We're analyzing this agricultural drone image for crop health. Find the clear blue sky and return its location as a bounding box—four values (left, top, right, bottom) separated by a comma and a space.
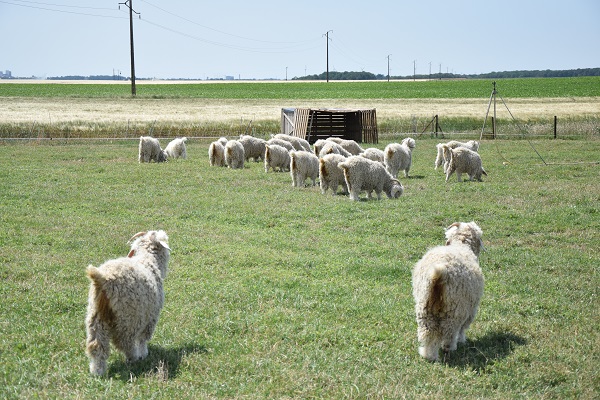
1, 0, 599, 79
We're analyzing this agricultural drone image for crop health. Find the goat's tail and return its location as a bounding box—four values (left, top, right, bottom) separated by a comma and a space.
86, 265, 106, 289
319, 158, 328, 179
290, 152, 297, 171
425, 266, 446, 314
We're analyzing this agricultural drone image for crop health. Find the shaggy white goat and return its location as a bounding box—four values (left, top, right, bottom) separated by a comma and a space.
85, 230, 171, 375
338, 155, 404, 201
264, 144, 291, 172
164, 137, 188, 160
290, 150, 319, 187
435, 140, 480, 171
319, 153, 348, 195
138, 136, 167, 163
360, 147, 385, 164
412, 221, 484, 362
318, 141, 353, 158
443, 146, 487, 182
273, 133, 311, 152
312, 139, 328, 157
326, 138, 364, 155
267, 138, 295, 151
224, 140, 245, 169
384, 137, 415, 178
208, 141, 225, 167
239, 135, 267, 162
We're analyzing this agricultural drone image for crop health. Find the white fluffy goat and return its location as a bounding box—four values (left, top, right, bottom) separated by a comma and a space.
264, 144, 291, 172
338, 155, 404, 201
412, 221, 484, 362
239, 135, 267, 162
224, 140, 245, 169
85, 230, 171, 375
318, 141, 353, 158
327, 138, 364, 155
164, 137, 188, 160
443, 146, 487, 182
290, 150, 319, 187
384, 137, 416, 178
360, 147, 385, 164
435, 140, 480, 171
267, 138, 295, 151
138, 136, 167, 163
208, 141, 225, 167
273, 133, 311, 152
319, 153, 348, 195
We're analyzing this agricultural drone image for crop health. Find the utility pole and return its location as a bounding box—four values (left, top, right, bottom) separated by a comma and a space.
413, 60, 416, 81
387, 54, 391, 82
119, 0, 139, 96
324, 30, 332, 82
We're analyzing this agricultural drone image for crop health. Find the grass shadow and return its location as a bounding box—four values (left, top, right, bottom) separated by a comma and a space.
108, 342, 207, 381
443, 330, 527, 372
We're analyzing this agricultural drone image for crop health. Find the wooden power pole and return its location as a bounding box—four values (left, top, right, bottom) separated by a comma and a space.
119, 0, 139, 96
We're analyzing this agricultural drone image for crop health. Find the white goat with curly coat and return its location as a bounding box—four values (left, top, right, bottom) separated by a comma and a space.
443, 145, 487, 182
85, 230, 171, 375
164, 137, 188, 160
412, 221, 484, 362
384, 137, 415, 178
338, 156, 404, 201
327, 138, 364, 155
239, 135, 267, 162
224, 140, 245, 169
264, 144, 291, 172
208, 141, 225, 167
290, 150, 319, 187
319, 153, 348, 195
435, 140, 480, 171
138, 136, 167, 163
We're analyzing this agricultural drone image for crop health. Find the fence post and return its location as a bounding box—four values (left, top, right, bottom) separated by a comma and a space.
554, 116, 557, 139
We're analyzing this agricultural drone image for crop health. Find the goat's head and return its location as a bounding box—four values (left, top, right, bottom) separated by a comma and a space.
127, 230, 170, 258
445, 221, 484, 255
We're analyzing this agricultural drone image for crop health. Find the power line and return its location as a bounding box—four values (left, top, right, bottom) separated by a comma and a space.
0, 0, 123, 17
139, 0, 318, 46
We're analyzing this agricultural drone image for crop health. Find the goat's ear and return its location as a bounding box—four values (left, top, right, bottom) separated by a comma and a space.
127, 249, 135, 258
159, 241, 171, 251
445, 239, 451, 246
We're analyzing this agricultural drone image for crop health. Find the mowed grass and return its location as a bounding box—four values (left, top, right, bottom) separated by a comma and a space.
2, 76, 600, 99
0, 138, 598, 398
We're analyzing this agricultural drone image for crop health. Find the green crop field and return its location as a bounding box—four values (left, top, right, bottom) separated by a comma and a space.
2, 76, 600, 99
0, 138, 598, 398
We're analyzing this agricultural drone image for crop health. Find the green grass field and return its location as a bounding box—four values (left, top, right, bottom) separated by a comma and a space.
2, 77, 600, 99
0, 138, 598, 398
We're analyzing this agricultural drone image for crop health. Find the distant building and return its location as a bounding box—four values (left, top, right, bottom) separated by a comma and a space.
0, 70, 12, 78
225, 75, 234, 80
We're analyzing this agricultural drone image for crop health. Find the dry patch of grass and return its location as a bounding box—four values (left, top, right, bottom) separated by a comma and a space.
1, 97, 598, 124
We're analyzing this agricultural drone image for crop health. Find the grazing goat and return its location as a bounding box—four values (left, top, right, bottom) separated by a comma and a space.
138, 136, 167, 163
338, 156, 403, 201
384, 138, 415, 178
443, 146, 487, 182
164, 137, 188, 160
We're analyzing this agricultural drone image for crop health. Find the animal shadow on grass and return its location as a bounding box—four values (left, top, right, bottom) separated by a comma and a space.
443, 330, 527, 372
108, 342, 207, 381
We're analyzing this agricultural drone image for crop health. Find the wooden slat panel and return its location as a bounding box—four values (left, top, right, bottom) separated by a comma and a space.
281, 108, 378, 144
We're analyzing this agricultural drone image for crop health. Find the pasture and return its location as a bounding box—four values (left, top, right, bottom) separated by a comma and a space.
0, 137, 598, 398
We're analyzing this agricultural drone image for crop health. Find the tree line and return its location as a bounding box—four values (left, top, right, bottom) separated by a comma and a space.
293, 68, 600, 81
